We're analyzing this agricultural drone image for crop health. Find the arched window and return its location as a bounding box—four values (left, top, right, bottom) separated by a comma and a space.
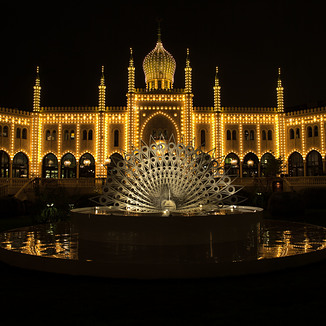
79, 153, 95, 178
244, 130, 249, 140
200, 129, 206, 147
52, 130, 56, 140
249, 130, 255, 140
226, 130, 231, 140
314, 125, 319, 137
16, 127, 21, 139
114, 130, 119, 147
12, 152, 28, 178
82, 130, 87, 140
3, 126, 8, 137
42, 153, 58, 178
289, 129, 294, 139
260, 152, 275, 177
288, 152, 304, 177
70, 130, 75, 140
262, 130, 266, 140
61, 153, 76, 178
88, 129, 93, 141
46, 130, 51, 140
307, 126, 312, 138
22, 128, 27, 139
224, 153, 240, 176
243, 152, 259, 177
64, 130, 69, 140
267, 130, 272, 140
306, 150, 323, 176
296, 128, 300, 139
0, 150, 10, 178
232, 130, 237, 140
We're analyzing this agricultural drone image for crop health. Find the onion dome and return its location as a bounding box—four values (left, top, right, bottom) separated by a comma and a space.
143, 30, 176, 90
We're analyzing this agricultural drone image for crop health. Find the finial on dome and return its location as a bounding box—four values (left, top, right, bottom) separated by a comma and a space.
157, 18, 162, 43
215, 66, 219, 78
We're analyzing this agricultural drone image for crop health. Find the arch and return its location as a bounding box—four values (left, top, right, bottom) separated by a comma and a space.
226, 130, 231, 140
79, 153, 95, 178
243, 152, 259, 177
314, 125, 319, 137
12, 152, 29, 178
46, 130, 51, 140
64, 130, 69, 140
249, 130, 255, 140
140, 112, 180, 143
224, 152, 240, 176
16, 127, 21, 139
82, 130, 87, 140
267, 130, 272, 140
200, 129, 206, 147
289, 128, 294, 139
262, 130, 266, 140
42, 153, 58, 178
244, 130, 249, 140
306, 150, 323, 176
260, 152, 275, 177
88, 129, 93, 141
295, 128, 300, 138
288, 151, 304, 176
3, 126, 8, 137
52, 130, 56, 140
232, 130, 237, 140
22, 128, 27, 139
61, 153, 76, 178
0, 150, 10, 178
307, 126, 312, 138
114, 129, 119, 147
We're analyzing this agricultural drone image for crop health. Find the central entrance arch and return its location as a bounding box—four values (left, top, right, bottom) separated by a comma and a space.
141, 113, 179, 144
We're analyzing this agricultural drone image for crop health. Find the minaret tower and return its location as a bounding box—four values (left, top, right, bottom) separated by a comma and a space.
276, 67, 284, 113
98, 65, 106, 111
184, 48, 192, 93
213, 66, 221, 112
33, 66, 41, 112
128, 47, 135, 93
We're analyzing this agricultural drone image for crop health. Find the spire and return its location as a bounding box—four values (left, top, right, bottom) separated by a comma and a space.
128, 47, 135, 93
157, 20, 162, 43
185, 48, 192, 93
276, 67, 284, 113
213, 66, 221, 112
33, 66, 41, 112
98, 65, 106, 111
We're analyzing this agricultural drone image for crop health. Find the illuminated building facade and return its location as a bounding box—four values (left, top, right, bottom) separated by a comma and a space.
0, 33, 326, 182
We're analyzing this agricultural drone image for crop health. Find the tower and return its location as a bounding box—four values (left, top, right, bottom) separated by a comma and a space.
276, 67, 284, 113
213, 66, 222, 157
276, 67, 285, 164
98, 65, 106, 111
184, 48, 192, 93
213, 66, 221, 112
33, 66, 41, 112
128, 48, 135, 93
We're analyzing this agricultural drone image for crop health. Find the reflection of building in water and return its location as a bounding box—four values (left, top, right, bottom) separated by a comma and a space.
1, 31, 326, 181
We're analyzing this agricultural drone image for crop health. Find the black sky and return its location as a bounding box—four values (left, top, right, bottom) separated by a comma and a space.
1, 0, 325, 110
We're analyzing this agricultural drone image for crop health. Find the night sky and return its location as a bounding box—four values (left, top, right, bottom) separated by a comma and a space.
1, 0, 325, 110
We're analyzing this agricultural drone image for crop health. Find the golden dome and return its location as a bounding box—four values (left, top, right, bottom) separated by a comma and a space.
143, 32, 176, 90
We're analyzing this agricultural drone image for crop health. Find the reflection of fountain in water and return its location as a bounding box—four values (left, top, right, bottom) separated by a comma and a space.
94, 136, 243, 215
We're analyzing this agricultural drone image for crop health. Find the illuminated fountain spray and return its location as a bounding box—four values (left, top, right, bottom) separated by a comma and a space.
96, 136, 242, 215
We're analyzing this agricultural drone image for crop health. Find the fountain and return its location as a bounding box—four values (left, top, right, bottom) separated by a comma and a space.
1, 138, 326, 278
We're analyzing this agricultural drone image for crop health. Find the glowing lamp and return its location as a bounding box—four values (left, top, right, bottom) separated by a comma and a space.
83, 159, 91, 166
231, 159, 238, 166
64, 160, 71, 167
247, 159, 254, 167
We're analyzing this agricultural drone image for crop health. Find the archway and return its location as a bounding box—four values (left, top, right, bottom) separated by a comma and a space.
288, 152, 304, 176
0, 150, 10, 178
79, 153, 95, 178
42, 153, 58, 178
141, 113, 179, 144
12, 152, 29, 178
224, 153, 240, 176
260, 152, 275, 177
243, 152, 259, 177
306, 150, 323, 176
61, 153, 76, 178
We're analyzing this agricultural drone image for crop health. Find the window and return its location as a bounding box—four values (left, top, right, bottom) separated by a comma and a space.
46, 130, 51, 140
250, 130, 254, 140
295, 128, 300, 139
307, 126, 312, 138
82, 130, 87, 140
114, 130, 119, 147
314, 125, 318, 137
267, 130, 272, 140
3, 126, 8, 137
22, 128, 27, 139
52, 130, 56, 140
289, 129, 294, 139
200, 129, 206, 147
88, 129, 93, 140
244, 130, 249, 140
262, 130, 266, 140
16, 127, 21, 139
64, 130, 69, 140
70, 130, 75, 140
226, 130, 231, 140
232, 130, 237, 140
